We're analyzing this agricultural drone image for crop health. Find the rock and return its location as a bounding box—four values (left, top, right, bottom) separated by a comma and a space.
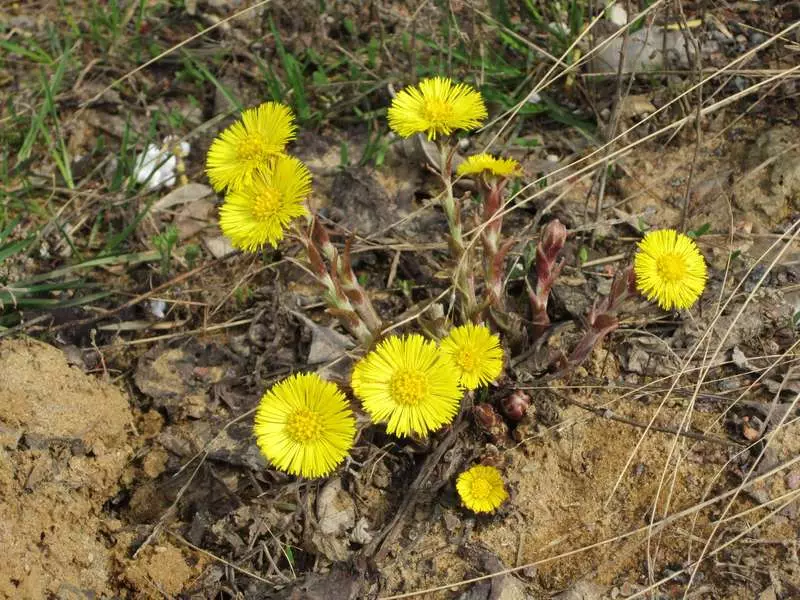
553, 580, 608, 600
590, 27, 691, 74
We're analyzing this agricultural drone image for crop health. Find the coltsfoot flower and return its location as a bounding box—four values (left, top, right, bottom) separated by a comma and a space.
634, 229, 707, 310
440, 323, 504, 390
351, 334, 462, 437
219, 154, 312, 251
206, 101, 296, 192
456, 153, 521, 180
456, 465, 508, 513
253, 372, 356, 479
388, 77, 488, 140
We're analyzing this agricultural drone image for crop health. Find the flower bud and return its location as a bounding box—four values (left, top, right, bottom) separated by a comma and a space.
473, 403, 502, 428
472, 403, 509, 446
540, 219, 567, 261
501, 390, 531, 421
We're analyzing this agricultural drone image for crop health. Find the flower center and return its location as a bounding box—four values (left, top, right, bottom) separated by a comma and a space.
423, 99, 453, 124
251, 187, 282, 221
655, 253, 687, 282
471, 478, 491, 499
390, 369, 429, 406
237, 135, 267, 162
285, 408, 324, 443
456, 349, 477, 373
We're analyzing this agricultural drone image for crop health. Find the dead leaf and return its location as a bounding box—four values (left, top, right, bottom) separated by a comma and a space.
731, 345, 755, 371
203, 235, 236, 258
290, 310, 354, 365
317, 478, 355, 536
617, 95, 656, 119
175, 198, 215, 240
153, 183, 214, 212
310, 478, 355, 562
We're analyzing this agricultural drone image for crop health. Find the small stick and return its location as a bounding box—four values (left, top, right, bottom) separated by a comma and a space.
363, 418, 469, 562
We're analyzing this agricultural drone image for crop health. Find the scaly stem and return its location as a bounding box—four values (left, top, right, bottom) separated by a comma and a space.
479, 181, 507, 313
295, 222, 373, 347
439, 141, 477, 320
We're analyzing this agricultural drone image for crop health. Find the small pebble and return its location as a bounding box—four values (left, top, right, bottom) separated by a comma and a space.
443, 511, 460, 533
546, 154, 559, 163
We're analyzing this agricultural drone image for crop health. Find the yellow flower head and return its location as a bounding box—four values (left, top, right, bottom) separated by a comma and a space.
634, 229, 707, 311
351, 334, 462, 437
254, 372, 356, 479
388, 77, 488, 140
456, 153, 521, 180
219, 154, 312, 252
206, 101, 297, 192
456, 465, 508, 513
440, 323, 504, 390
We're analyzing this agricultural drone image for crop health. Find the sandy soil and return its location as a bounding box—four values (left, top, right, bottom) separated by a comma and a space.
0, 339, 202, 599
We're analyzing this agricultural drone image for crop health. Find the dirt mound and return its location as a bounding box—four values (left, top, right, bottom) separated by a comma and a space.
0, 339, 133, 598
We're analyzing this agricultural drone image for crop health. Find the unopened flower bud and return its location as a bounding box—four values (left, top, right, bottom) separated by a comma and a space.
473, 403, 503, 429
541, 219, 567, 261
472, 403, 509, 446
501, 390, 531, 421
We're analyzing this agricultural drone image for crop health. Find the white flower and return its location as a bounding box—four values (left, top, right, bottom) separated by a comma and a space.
133, 138, 190, 190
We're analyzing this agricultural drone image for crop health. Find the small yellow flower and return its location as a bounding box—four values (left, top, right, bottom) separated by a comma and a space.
219, 154, 312, 252
206, 101, 296, 192
388, 77, 488, 140
254, 372, 356, 479
456, 153, 521, 180
456, 465, 508, 513
634, 229, 707, 310
351, 334, 462, 437
440, 323, 504, 390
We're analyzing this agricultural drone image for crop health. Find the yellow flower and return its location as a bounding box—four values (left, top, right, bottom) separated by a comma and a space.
456, 465, 508, 513
253, 372, 356, 479
634, 229, 707, 310
456, 153, 521, 179
206, 101, 296, 192
351, 334, 462, 437
440, 323, 504, 390
219, 154, 312, 252
388, 77, 488, 140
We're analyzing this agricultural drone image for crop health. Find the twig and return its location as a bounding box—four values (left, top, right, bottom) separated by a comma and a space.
363, 418, 469, 562
50, 259, 221, 333
133, 408, 256, 558
677, 3, 704, 232
166, 529, 276, 584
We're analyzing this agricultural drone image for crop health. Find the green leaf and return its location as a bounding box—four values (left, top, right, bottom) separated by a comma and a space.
686, 223, 711, 239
